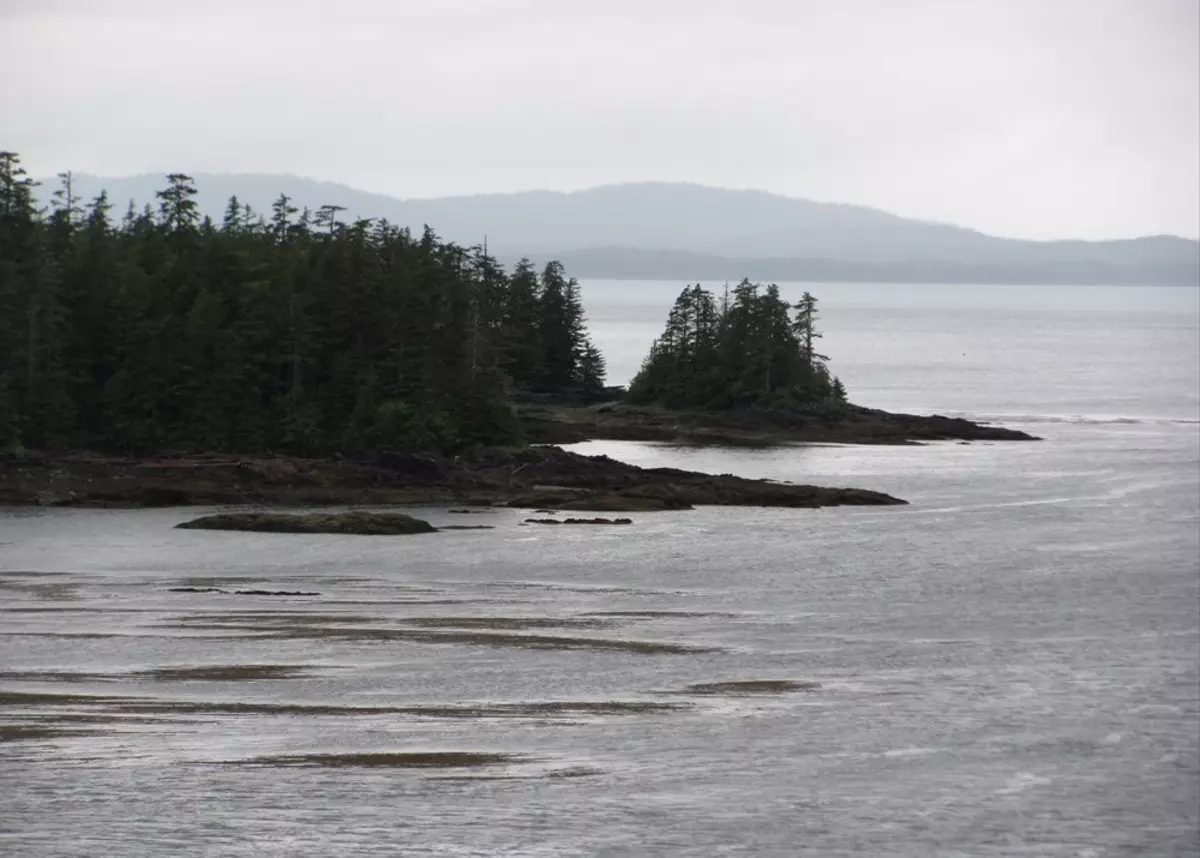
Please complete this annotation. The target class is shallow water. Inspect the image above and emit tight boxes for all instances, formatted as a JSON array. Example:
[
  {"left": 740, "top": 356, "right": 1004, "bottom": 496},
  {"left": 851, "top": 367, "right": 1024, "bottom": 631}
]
[{"left": 2, "top": 283, "right": 1198, "bottom": 856}]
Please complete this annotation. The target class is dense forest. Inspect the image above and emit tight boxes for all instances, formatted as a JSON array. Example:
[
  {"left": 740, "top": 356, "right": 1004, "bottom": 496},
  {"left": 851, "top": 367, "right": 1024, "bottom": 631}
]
[
  {"left": 0, "top": 152, "right": 606, "bottom": 455},
  {"left": 628, "top": 281, "right": 846, "bottom": 409}
]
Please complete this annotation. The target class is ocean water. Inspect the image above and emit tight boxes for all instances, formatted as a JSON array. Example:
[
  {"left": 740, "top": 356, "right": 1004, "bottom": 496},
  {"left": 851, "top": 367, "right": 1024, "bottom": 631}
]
[{"left": 1, "top": 282, "right": 1197, "bottom": 857}]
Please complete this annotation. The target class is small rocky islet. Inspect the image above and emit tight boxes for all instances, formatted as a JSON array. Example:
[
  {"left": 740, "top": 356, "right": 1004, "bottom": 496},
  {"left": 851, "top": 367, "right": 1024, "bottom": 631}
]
[
  {"left": 174, "top": 510, "right": 639, "bottom": 535},
  {"left": 176, "top": 510, "right": 437, "bottom": 536}
]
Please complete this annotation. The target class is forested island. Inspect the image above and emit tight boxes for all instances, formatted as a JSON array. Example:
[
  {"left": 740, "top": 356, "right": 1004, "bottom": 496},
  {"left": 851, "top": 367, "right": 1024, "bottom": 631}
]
[
  {"left": 628, "top": 283, "right": 845, "bottom": 408},
  {"left": 0, "top": 155, "right": 1033, "bottom": 509},
  {"left": 519, "top": 283, "right": 1037, "bottom": 447}
]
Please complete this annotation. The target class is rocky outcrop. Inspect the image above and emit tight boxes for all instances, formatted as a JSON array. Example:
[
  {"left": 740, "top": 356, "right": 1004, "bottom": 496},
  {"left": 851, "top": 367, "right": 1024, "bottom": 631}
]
[
  {"left": 1, "top": 445, "right": 906, "bottom": 509},
  {"left": 176, "top": 511, "right": 438, "bottom": 535},
  {"left": 479, "top": 446, "right": 905, "bottom": 509},
  {"left": 518, "top": 402, "right": 1040, "bottom": 446}
]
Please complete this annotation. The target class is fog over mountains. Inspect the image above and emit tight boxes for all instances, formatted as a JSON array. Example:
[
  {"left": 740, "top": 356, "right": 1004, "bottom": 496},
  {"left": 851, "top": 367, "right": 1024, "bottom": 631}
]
[{"left": 45, "top": 174, "right": 1200, "bottom": 286}]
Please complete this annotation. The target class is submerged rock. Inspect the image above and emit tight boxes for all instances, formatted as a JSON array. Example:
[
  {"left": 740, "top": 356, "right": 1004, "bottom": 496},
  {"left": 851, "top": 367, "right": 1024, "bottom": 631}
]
[
  {"left": 136, "top": 664, "right": 313, "bottom": 681},
  {"left": 175, "top": 510, "right": 437, "bottom": 535},
  {"left": 233, "top": 588, "right": 321, "bottom": 596},
  {"left": 237, "top": 751, "right": 521, "bottom": 768},
  {"left": 523, "top": 517, "right": 633, "bottom": 526},
  {"left": 676, "top": 679, "right": 822, "bottom": 695},
  {"left": 166, "top": 586, "right": 320, "bottom": 596}
]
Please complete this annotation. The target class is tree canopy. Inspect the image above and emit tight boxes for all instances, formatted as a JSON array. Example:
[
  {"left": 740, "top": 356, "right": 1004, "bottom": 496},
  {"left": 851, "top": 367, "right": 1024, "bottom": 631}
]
[
  {"left": 627, "top": 280, "right": 846, "bottom": 410},
  {"left": 0, "top": 153, "right": 605, "bottom": 455}
]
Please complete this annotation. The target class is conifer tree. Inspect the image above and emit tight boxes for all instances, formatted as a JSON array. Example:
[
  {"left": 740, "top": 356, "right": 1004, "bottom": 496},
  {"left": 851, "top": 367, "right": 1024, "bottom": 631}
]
[
  {"left": 0, "top": 157, "right": 616, "bottom": 455},
  {"left": 630, "top": 281, "right": 845, "bottom": 410}
]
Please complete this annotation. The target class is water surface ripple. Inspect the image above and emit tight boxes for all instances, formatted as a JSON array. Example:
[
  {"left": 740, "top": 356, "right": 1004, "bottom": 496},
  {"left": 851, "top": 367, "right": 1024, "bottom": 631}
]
[{"left": 2, "top": 283, "right": 1197, "bottom": 856}]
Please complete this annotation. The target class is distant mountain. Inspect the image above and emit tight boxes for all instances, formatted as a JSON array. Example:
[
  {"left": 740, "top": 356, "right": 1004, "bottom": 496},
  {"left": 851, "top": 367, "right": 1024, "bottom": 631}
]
[
  {"left": 498, "top": 246, "right": 1198, "bottom": 288},
  {"left": 41, "top": 174, "right": 1199, "bottom": 286}
]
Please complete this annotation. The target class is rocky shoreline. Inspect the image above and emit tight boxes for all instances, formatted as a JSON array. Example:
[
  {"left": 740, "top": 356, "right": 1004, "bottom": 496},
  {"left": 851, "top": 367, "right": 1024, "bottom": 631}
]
[
  {"left": 518, "top": 402, "right": 1040, "bottom": 446},
  {"left": 0, "top": 444, "right": 904, "bottom": 510},
  {"left": 0, "top": 406, "right": 1039, "bottom": 511}
]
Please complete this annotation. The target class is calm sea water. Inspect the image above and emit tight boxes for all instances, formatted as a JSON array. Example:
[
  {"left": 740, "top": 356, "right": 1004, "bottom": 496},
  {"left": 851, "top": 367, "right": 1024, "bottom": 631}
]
[{"left": 2, "top": 283, "right": 1198, "bottom": 857}]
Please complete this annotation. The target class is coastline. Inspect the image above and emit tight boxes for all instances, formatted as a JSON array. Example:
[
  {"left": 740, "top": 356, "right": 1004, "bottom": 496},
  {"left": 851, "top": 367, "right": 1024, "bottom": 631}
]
[
  {"left": 0, "top": 407, "right": 1036, "bottom": 511},
  {"left": 0, "top": 444, "right": 905, "bottom": 510},
  {"left": 518, "top": 402, "right": 1040, "bottom": 446}
]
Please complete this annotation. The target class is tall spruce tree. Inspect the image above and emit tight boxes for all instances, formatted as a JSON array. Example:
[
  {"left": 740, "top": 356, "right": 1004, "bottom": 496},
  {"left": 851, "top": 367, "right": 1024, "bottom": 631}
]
[
  {"left": 0, "top": 157, "right": 610, "bottom": 455},
  {"left": 630, "top": 281, "right": 847, "bottom": 410}
]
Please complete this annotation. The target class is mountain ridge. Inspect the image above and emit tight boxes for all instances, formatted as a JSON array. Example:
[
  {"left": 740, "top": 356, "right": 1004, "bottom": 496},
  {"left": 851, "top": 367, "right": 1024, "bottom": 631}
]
[{"left": 37, "top": 173, "right": 1199, "bottom": 286}]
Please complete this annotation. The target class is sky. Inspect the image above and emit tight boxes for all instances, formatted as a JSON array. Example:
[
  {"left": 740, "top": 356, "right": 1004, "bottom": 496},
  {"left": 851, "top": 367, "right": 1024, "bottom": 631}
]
[{"left": 2, "top": 0, "right": 1197, "bottom": 241}]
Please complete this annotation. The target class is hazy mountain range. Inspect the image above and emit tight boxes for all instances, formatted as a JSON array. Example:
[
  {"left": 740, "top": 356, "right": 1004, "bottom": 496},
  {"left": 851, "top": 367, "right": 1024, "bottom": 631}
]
[{"left": 41, "top": 174, "right": 1199, "bottom": 286}]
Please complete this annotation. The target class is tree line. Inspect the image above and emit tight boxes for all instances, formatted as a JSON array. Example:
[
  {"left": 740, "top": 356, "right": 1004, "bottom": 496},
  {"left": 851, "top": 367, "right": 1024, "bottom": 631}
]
[
  {"left": 0, "top": 152, "right": 606, "bottom": 455},
  {"left": 627, "top": 281, "right": 846, "bottom": 409}
]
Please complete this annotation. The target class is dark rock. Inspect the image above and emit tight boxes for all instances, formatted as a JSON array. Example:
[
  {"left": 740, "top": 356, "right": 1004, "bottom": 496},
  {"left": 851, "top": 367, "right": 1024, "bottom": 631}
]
[
  {"left": 523, "top": 517, "right": 632, "bottom": 526},
  {"left": 374, "top": 451, "right": 447, "bottom": 477},
  {"left": 176, "top": 511, "right": 438, "bottom": 535},
  {"left": 675, "top": 680, "right": 822, "bottom": 695},
  {"left": 517, "top": 401, "right": 1040, "bottom": 446},
  {"left": 2, "top": 443, "right": 909, "bottom": 509},
  {"left": 166, "top": 586, "right": 320, "bottom": 596},
  {"left": 233, "top": 589, "right": 320, "bottom": 597},
  {"left": 498, "top": 446, "right": 904, "bottom": 509},
  {"left": 136, "top": 487, "right": 192, "bottom": 506}
]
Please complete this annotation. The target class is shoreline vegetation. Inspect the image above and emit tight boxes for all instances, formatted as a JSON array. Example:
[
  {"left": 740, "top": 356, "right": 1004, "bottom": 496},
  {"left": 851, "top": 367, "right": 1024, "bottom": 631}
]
[{"left": 0, "top": 158, "right": 1035, "bottom": 511}]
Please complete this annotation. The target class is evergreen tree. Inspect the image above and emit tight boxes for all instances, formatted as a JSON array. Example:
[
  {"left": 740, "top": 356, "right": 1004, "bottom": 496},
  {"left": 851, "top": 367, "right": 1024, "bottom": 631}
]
[
  {"left": 156, "top": 173, "right": 199, "bottom": 234},
  {"left": 792, "top": 291, "right": 827, "bottom": 369},
  {"left": 535, "top": 261, "right": 577, "bottom": 393},
  {"left": 576, "top": 339, "right": 607, "bottom": 401},
  {"left": 0, "top": 157, "right": 611, "bottom": 455},
  {"left": 630, "top": 281, "right": 845, "bottom": 410},
  {"left": 499, "top": 258, "right": 543, "bottom": 389},
  {"left": 0, "top": 152, "right": 75, "bottom": 446}
]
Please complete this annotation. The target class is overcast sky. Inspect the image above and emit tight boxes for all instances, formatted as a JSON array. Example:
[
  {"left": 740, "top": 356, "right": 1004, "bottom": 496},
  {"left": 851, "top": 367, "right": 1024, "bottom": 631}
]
[{"left": 2, "top": 0, "right": 1197, "bottom": 240}]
